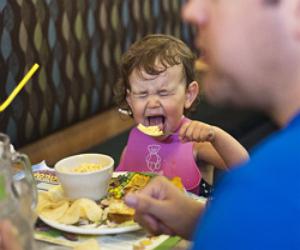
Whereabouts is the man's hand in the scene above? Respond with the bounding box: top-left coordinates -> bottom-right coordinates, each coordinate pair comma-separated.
124,176 -> 205,239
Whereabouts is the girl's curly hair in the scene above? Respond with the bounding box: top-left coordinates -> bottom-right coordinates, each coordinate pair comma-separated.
114,34 -> 199,117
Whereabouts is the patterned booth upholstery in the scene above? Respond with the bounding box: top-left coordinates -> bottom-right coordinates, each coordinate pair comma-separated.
0,0 -> 195,164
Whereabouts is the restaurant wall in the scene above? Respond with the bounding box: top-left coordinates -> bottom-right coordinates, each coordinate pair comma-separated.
0,0 -> 195,148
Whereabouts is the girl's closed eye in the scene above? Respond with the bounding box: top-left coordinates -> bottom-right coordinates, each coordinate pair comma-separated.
133,91 -> 148,99
158,90 -> 170,96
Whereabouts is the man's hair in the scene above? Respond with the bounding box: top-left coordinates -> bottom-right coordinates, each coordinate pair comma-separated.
114,34 -> 199,116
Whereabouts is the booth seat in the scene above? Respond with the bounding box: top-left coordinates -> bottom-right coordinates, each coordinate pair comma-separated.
0,0 -> 196,165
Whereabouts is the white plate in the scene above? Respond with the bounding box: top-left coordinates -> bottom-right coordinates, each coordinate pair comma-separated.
39,172 -> 206,235
39,216 -> 141,235
38,172 -> 142,235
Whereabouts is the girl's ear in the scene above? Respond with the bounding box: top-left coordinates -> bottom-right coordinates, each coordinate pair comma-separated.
126,89 -> 133,109
185,81 -> 199,109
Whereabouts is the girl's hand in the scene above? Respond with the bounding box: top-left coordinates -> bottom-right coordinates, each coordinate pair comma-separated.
179,121 -> 215,143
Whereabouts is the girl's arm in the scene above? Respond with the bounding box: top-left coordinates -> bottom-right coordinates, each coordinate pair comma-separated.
180,121 -> 249,170
208,125 -> 249,168
115,146 -> 128,171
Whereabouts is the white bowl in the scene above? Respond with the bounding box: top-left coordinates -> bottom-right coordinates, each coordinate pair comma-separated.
54,154 -> 114,200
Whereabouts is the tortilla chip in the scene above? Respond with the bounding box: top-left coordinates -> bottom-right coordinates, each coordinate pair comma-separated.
48,185 -> 66,202
36,191 -> 53,213
39,200 -> 69,221
74,198 -> 103,222
108,199 -> 134,216
58,201 -> 81,225
127,174 -> 150,188
107,213 -> 133,224
108,199 -> 134,223
171,177 -> 184,191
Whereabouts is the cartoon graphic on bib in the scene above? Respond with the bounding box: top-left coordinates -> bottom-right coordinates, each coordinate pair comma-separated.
146,144 -> 162,172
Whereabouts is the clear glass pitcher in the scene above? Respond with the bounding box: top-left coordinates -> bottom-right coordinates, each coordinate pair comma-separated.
0,133 -> 37,250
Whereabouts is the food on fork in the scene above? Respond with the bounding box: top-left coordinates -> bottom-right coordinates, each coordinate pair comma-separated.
137,123 -> 164,137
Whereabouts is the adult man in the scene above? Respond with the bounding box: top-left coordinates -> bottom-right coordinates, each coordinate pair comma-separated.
124,0 -> 300,249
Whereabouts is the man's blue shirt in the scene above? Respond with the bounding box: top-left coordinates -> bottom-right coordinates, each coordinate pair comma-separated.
192,113 -> 300,250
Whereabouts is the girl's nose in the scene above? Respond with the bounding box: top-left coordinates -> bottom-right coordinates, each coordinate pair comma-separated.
147,94 -> 161,108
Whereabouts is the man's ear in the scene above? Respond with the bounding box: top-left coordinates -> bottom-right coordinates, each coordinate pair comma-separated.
185,81 -> 199,109
284,0 -> 300,41
295,0 -> 300,41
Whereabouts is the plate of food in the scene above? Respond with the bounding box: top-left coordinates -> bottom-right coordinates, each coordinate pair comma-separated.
39,216 -> 140,235
36,172 -> 156,235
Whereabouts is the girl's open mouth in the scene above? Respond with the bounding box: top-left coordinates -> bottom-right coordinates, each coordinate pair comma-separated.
145,115 -> 165,131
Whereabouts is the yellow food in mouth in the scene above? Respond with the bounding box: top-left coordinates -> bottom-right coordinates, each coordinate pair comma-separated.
137,123 -> 164,136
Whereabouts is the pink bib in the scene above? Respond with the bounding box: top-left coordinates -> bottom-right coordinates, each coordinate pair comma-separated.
117,118 -> 201,193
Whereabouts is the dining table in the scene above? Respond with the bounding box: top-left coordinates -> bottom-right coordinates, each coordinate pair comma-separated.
27,162 -> 199,250
34,229 -> 191,250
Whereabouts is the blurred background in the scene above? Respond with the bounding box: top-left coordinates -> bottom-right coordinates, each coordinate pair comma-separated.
0,0 -> 278,167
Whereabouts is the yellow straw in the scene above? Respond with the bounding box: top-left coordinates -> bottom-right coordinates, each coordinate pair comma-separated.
0,63 -> 40,112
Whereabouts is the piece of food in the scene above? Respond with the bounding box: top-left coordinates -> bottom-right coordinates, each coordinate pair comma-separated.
133,238 -> 154,250
58,201 -> 81,225
58,198 -> 103,225
48,185 -> 65,202
124,173 -> 151,193
127,173 -> 151,187
108,173 -> 153,199
107,199 -> 135,224
137,123 -> 164,137
38,200 -> 70,221
36,191 -> 54,212
71,163 -> 104,173
170,176 -> 184,191
74,198 -> 103,222
37,187 -> 103,225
